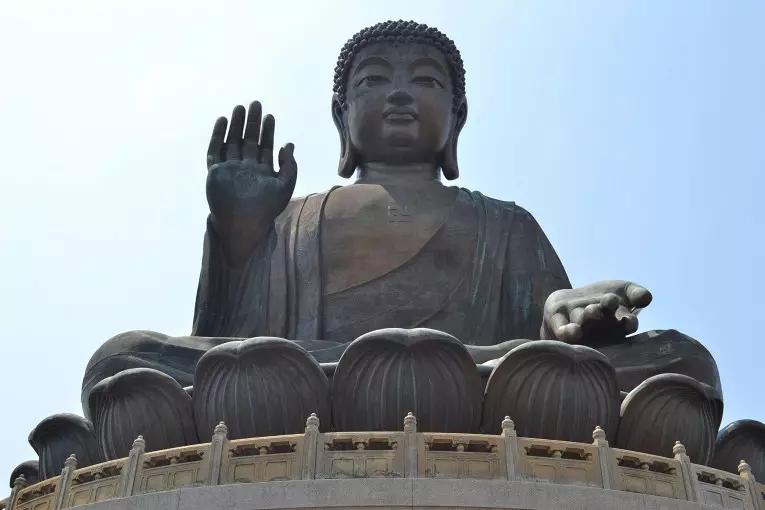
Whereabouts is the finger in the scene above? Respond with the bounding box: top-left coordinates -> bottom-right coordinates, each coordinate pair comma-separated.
581,303 -> 604,324
625,282 -> 653,310
558,323 -> 583,343
547,311 -> 583,342
225,105 -> 246,161
569,307 -> 585,325
277,143 -> 298,185
243,101 -> 263,142
259,114 -> 275,167
600,293 -> 620,314
206,116 -> 227,168
615,306 -> 639,334
242,101 -> 262,159
547,312 -> 568,334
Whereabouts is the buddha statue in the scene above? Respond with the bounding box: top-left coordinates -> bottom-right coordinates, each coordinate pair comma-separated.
68,20 -> 729,466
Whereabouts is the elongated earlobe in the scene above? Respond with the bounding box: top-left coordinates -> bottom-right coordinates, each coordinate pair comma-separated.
439,99 -> 468,180
332,95 -> 358,178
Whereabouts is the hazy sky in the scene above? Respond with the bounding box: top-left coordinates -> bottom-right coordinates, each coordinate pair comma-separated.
1,0 -> 763,483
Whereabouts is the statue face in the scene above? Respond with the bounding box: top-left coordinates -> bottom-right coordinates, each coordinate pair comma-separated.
343,42 -> 457,166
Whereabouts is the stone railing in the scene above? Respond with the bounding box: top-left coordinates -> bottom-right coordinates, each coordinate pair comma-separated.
5,414 -> 764,510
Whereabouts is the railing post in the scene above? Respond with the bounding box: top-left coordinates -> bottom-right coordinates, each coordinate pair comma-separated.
738,460 -> 760,510
52,454 -> 77,510
207,422 -> 229,485
404,412 -> 417,478
502,417 -> 520,481
302,414 -> 320,480
119,435 -> 145,498
7,474 -> 28,510
673,441 -> 699,502
592,426 -> 616,490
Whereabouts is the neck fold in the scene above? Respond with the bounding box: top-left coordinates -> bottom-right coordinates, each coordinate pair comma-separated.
355,163 -> 442,185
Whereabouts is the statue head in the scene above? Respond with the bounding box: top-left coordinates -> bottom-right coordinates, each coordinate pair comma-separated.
332,20 -> 468,180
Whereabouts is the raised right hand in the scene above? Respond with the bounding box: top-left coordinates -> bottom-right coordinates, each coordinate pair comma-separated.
206,101 -> 297,227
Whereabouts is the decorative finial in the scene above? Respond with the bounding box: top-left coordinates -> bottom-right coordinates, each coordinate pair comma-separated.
64,454 -> 78,469
404,412 -> 417,431
672,441 -> 687,457
592,425 -> 607,442
12,474 -> 27,489
306,413 -> 320,429
738,460 -> 752,476
214,421 -> 228,437
132,435 -> 146,451
501,416 -> 515,432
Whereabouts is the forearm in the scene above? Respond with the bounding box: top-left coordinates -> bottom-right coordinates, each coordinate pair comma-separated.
192,217 -> 276,337
210,212 -> 274,269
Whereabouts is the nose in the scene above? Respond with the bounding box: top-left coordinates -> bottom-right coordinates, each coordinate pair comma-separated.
386,87 -> 414,106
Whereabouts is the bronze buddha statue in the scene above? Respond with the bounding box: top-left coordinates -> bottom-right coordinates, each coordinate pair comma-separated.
45,20 -> 730,469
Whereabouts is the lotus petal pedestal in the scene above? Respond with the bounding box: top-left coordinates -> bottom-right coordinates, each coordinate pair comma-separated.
615,373 -> 722,465
712,419 -> 765,480
193,337 -> 330,438
9,460 -> 39,488
88,368 -> 198,460
332,328 -> 483,432
482,341 -> 620,442
28,413 -> 103,479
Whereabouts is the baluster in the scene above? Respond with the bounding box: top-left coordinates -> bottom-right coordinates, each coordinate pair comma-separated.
207,422 -> 229,485
302,414 -> 320,480
592,426 -> 616,490
52,454 -> 77,510
673,441 -> 699,502
119,436 -> 145,498
502,417 -> 520,481
404,412 -> 417,478
7,474 -> 28,510
738,460 -> 760,510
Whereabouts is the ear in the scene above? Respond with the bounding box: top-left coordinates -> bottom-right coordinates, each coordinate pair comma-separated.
332,94 -> 358,179
439,97 -> 468,180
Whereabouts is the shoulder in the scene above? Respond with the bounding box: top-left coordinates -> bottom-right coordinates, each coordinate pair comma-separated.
456,188 -> 542,221
275,188 -> 340,226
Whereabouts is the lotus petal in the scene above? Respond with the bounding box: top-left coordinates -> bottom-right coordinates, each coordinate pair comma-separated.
616,373 -> 722,464
712,419 -> 765,479
482,340 -> 620,442
332,328 -> 482,432
193,338 -> 330,438
88,368 -> 198,460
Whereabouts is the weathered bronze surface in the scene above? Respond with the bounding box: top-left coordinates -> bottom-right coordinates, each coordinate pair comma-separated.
64,20 -> 726,467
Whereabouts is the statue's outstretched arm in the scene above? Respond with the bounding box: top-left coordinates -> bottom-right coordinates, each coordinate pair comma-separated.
192,101 -> 297,337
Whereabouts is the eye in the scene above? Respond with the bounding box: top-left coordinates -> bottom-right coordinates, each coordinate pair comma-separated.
356,75 -> 390,87
412,76 -> 444,88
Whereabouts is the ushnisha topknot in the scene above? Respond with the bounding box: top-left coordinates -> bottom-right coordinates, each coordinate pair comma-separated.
333,20 -> 466,111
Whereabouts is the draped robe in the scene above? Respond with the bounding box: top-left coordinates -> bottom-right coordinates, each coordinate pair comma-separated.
81,187 -> 722,415
191,187 -> 571,348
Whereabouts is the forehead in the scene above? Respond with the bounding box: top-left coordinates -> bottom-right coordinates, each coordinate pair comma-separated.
350,42 -> 450,72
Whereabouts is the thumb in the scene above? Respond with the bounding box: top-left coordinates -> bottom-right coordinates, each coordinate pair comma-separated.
277,143 -> 297,184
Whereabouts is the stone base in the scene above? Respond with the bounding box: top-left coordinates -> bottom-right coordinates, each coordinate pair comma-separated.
70,478 -> 731,510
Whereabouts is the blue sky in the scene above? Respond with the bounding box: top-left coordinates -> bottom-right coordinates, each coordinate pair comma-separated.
0,0 -> 763,481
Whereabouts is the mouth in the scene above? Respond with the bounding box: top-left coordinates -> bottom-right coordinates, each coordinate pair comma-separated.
383,107 -> 418,123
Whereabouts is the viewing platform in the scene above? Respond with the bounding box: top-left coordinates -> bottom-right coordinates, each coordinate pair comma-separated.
3,414 -> 763,510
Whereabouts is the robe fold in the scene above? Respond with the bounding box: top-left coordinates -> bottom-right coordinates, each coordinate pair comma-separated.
82,188 -> 723,414
192,187 -> 571,346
